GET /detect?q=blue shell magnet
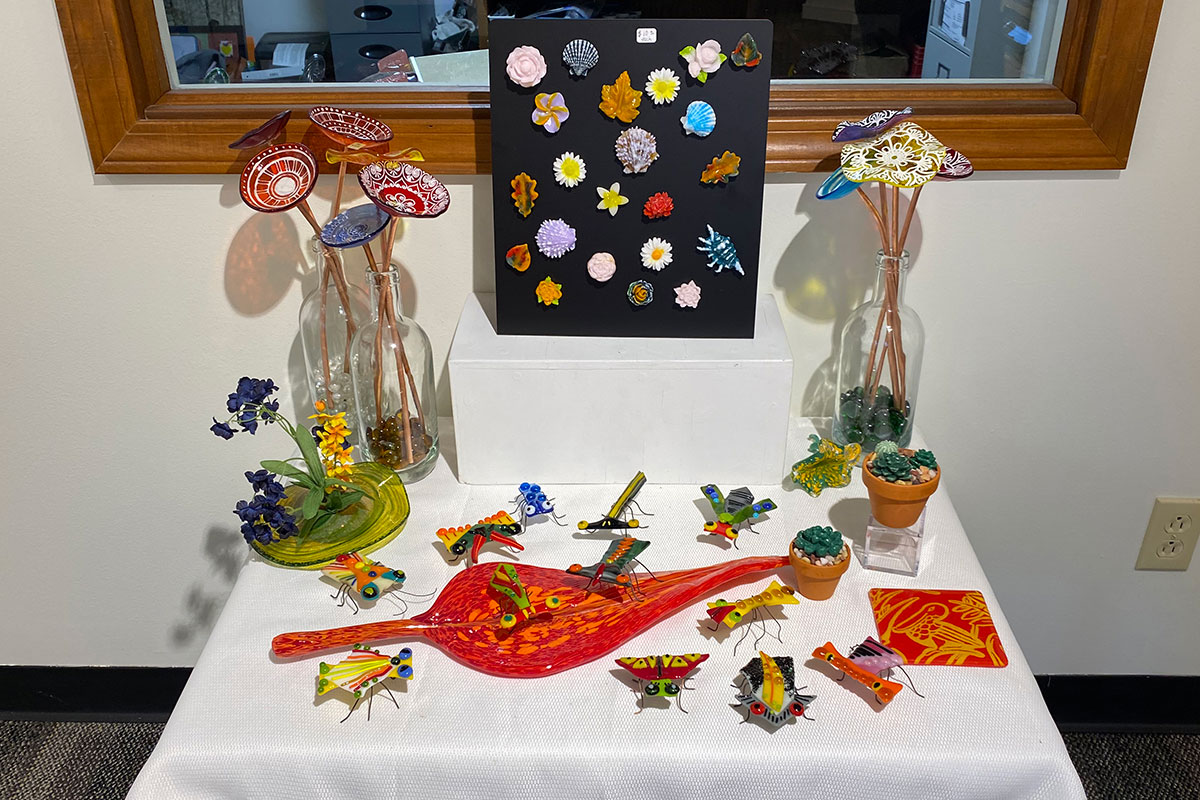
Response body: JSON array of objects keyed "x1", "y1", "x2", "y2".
[
  {"x1": 681, "y1": 101, "x2": 716, "y2": 137},
  {"x1": 697, "y1": 225, "x2": 743, "y2": 276},
  {"x1": 816, "y1": 167, "x2": 861, "y2": 201}
]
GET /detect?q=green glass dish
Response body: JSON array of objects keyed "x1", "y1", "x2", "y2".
[{"x1": 250, "y1": 461, "x2": 409, "y2": 569}]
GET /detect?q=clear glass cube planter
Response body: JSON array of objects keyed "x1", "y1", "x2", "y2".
[{"x1": 864, "y1": 508, "x2": 926, "y2": 577}]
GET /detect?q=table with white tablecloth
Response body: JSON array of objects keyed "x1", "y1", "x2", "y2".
[{"x1": 128, "y1": 420, "x2": 1085, "y2": 800}]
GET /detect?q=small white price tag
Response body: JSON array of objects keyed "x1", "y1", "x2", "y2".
[{"x1": 636, "y1": 28, "x2": 657, "y2": 44}]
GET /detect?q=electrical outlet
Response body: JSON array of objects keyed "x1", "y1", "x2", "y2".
[{"x1": 1136, "y1": 498, "x2": 1200, "y2": 571}]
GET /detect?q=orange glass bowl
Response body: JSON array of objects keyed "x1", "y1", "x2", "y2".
[
  {"x1": 308, "y1": 106, "x2": 394, "y2": 146},
  {"x1": 239, "y1": 143, "x2": 318, "y2": 213}
]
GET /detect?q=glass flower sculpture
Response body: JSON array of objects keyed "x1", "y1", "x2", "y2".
[{"x1": 791, "y1": 434, "x2": 862, "y2": 497}]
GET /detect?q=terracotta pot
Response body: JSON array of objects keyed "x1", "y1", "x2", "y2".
[
  {"x1": 861, "y1": 454, "x2": 940, "y2": 529},
  {"x1": 788, "y1": 544, "x2": 851, "y2": 601}
]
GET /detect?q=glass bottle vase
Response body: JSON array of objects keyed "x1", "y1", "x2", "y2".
[
  {"x1": 832, "y1": 251, "x2": 925, "y2": 451},
  {"x1": 298, "y1": 243, "x2": 370, "y2": 417},
  {"x1": 349, "y1": 266, "x2": 439, "y2": 482}
]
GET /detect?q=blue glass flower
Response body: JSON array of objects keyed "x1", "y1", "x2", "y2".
[
  {"x1": 816, "y1": 167, "x2": 861, "y2": 201},
  {"x1": 320, "y1": 204, "x2": 392, "y2": 249}
]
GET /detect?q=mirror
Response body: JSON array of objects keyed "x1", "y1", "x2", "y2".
[{"x1": 158, "y1": 0, "x2": 1067, "y2": 87}]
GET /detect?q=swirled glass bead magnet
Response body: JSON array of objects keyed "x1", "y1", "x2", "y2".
[
  {"x1": 816, "y1": 167, "x2": 861, "y2": 201},
  {"x1": 239, "y1": 143, "x2": 318, "y2": 212},
  {"x1": 812, "y1": 641, "x2": 905, "y2": 706},
  {"x1": 673, "y1": 280, "x2": 701, "y2": 309},
  {"x1": 599, "y1": 70, "x2": 642, "y2": 123},
  {"x1": 681, "y1": 100, "x2": 716, "y2": 137},
  {"x1": 627, "y1": 280, "x2": 654, "y2": 307},
  {"x1": 697, "y1": 225, "x2": 743, "y2": 275},
  {"x1": 680, "y1": 39, "x2": 726, "y2": 83},
  {"x1": 553, "y1": 152, "x2": 586, "y2": 187},
  {"x1": 937, "y1": 148, "x2": 974, "y2": 179},
  {"x1": 320, "y1": 204, "x2": 391, "y2": 249},
  {"x1": 644, "y1": 68, "x2": 680, "y2": 104},
  {"x1": 317, "y1": 644, "x2": 413, "y2": 721},
  {"x1": 513, "y1": 482, "x2": 566, "y2": 526},
  {"x1": 578, "y1": 472, "x2": 648, "y2": 532},
  {"x1": 562, "y1": 38, "x2": 598, "y2": 77},
  {"x1": 615, "y1": 654, "x2": 708, "y2": 712},
  {"x1": 642, "y1": 191, "x2": 673, "y2": 219},
  {"x1": 535, "y1": 218, "x2": 575, "y2": 257},
  {"x1": 596, "y1": 182, "x2": 629, "y2": 216},
  {"x1": 640, "y1": 237, "x2": 672, "y2": 271},
  {"x1": 510, "y1": 172, "x2": 538, "y2": 217},
  {"x1": 228, "y1": 109, "x2": 290, "y2": 150},
  {"x1": 701, "y1": 150, "x2": 741, "y2": 184},
  {"x1": 436, "y1": 511, "x2": 524, "y2": 565},
  {"x1": 587, "y1": 252, "x2": 616, "y2": 282},
  {"x1": 506, "y1": 45, "x2": 546, "y2": 87},
  {"x1": 357, "y1": 161, "x2": 451, "y2": 217},
  {"x1": 490, "y1": 563, "x2": 563, "y2": 629},
  {"x1": 733, "y1": 653, "x2": 816, "y2": 728},
  {"x1": 274, "y1": 555, "x2": 788, "y2": 675},
  {"x1": 535, "y1": 276, "x2": 563, "y2": 306},
  {"x1": 614, "y1": 127, "x2": 658, "y2": 174},
  {"x1": 566, "y1": 536, "x2": 653, "y2": 599},
  {"x1": 505, "y1": 243, "x2": 531, "y2": 272},
  {"x1": 832, "y1": 106, "x2": 913, "y2": 143},
  {"x1": 700, "y1": 485, "x2": 776, "y2": 545},
  {"x1": 791, "y1": 434, "x2": 862, "y2": 496},
  {"x1": 841, "y1": 121, "x2": 947, "y2": 189},
  {"x1": 309, "y1": 106, "x2": 394, "y2": 146},
  {"x1": 730, "y1": 33, "x2": 762, "y2": 68},
  {"x1": 532, "y1": 92, "x2": 569, "y2": 133}
]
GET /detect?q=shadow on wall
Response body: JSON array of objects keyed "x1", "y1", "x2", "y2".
[
  {"x1": 170, "y1": 526, "x2": 247, "y2": 649},
  {"x1": 771, "y1": 181, "x2": 923, "y2": 416}
]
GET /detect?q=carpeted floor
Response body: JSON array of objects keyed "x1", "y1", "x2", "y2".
[{"x1": 0, "y1": 721, "x2": 1196, "y2": 799}]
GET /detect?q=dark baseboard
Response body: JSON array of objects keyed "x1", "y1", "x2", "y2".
[
  {"x1": 1038, "y1": 675, "x2": 1200, "y2": 733},
  {"x1": 1, "y1": 667, "x2": 1197, "y2": 730},
  {"x1": 0, "y1": 667, "x2": 192, "y2": 722}
]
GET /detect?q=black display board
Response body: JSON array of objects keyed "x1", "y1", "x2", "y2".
[{"x1": 489, "y1": 19, "x2": 773, "y2": 338}]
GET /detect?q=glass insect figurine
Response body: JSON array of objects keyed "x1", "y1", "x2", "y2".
[
  {"x1": 489, "y1": 563, "x2": 564, "y2": 629},
  {"x1": 513, "y1": 482, "x2": 566, "y2": 527},
  {"x1": 436, "y1": 512, "x2": 524, "y2": 565},
  {"x1": 700, "y1": 485, "x2": 776, "y2": 546},
  {"x1": 316, "y1": 644, "x2": 414, "y2": 722},
  {"x1": 614, "y1": 654, "x2": 709, "y2": 712},
  {"x1": 579, "y1": 472, "x2": 650, "y2": 533},
  {"x1": 566, "y1": 536, "x2": 656, "y2": 600},
  {"x1": 733, "y1": 652, "x2": 816, "y2": 728}
]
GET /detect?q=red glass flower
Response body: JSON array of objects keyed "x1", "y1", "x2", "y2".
[
  {"x1": 643, "y1": 191, "x2": 674, "y2": 219},
  {"x1": 358, "y1": 161, "x2": 451, "y2": 218},
  {"x1": 228, "y1": 110, "x2": 291, "y2": 150},
  {"x1": 238, "y1": 143, "x2": 318, "y2": 213},
  {"x1": 308, "y1": 106, "x2": 393, "y2": 146}
]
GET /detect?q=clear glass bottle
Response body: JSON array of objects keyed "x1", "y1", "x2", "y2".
[
  {"x1": 832, "y1": 251, "x2": 925, "y2": 450},
  {"x1": 298, "y1": 243, "x2": 369, "y2": 417},
  {"x1": 349, "y1": 266, "x2": 438, "y2": 482}
]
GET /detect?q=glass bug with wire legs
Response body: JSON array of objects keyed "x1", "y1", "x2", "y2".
[
  {"x1": 566, "y1": 536, "x2": 660, "y2": 601},
  {"x1": 615, "y1": 654, "x2": 709, "y2": 713},
  {"x1": 512, "y1": 482, "x2": 567, "y2": 527},
  {"x1": 437, "y1": 511, "x2": 524, "y2": 565},
  {"x1": 320, "y1": 552, "x2": 434, "y2": 615},
  {"x1": 578, "y1": 471, "x2": 652, "y2": 533},
  {"x1": 317, "y1": 643, "x2": 413, "y2": 722},
  {"x1": 732, "y1": 652, "x2": 816, "y2": 728},
  {"x1": 488, "y1": 563, "x2": 564, "y2": 629},
  {"x1": 812, "y1": 637, "x2": 923, "y2": 706},
  {"x1": 706, "y1": 580, "x2": 799, "y2": 654},
  {"x1": 700, "y1": 485, "x2": 776, "y2": 546}
]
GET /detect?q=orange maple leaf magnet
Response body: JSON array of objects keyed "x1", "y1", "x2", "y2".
[
  {"x1": 599, "y1": 71, "x2": 642, "y2": 123},
  {"x1": 700, "y1": 151, "x2": 741, "y2": 184}
]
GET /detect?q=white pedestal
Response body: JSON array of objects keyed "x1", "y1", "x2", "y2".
[{"x1": 448, "y1": 293, "x2": 794, "y2": 484}]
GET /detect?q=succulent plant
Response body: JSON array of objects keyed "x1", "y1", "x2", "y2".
[
  {"x1": 874, "y1": 441, "x2": 899, "y2": 455},
  {"x1": 912, "y1": 449, "x2": 938, "y2": 470},
  {"x1": 793, "y1": 525, "x2": 844, "y2": 559},
  {"x1": 870, "y1": 450, "x2": 914, "y2": 483}
]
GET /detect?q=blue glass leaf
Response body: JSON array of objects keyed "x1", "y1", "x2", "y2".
[
  {"x1": 816, "y1": 168, "x2": 860, "y2": 201},
  {"x1": 320, "y1": 204, "x2": 392, "y2": 248}
]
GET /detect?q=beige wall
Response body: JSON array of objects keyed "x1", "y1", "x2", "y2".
[{"x1": 2, "y1": 1, "x2": 1197, "y2": 672}]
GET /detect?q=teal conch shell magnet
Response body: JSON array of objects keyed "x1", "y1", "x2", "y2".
[{"x1": 791, "y1": 435, "x2": 862, "y2": 497}]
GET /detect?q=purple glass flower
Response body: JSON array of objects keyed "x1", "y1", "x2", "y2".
[{"x1": 832, "y1": 107, "x2": 914, "y2": 143}]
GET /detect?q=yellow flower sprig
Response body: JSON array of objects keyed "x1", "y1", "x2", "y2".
[{"x1": 309, "y1": 401, "x2": 355, "y2": 486}]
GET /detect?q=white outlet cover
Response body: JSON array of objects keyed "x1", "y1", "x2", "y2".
[{"x1": 1136, "y1": 497, "x2": 1200, "y2": 571}]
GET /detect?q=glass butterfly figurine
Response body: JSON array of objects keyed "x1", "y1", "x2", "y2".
[
  {"x1": 578, "y1": 472, "x2": 651, "y2": 533},
  {"x1": 566, "y1": 536, "x2": 659, "y2": 601},
  {"x1": 512, "y1": 482, "x2": 566, "y2": 527},
  {"x1": 812, "y1": 637, "x2": 922, "y2": 706},
  {"x1": 705, "y1": 580, "x2": 799, "y2": 654},
  {"x1": 317, "y1": 643, "x2": 413, "y2": 722},
  {"x1": 700, "y1": 484, "x2": 776, "y2": 546},
  {"x1": 733, "y1": 652, "x2": 816, "y2": 728},
  {"x1": 614, "y1": 653, "x2": 709, "y2": 713},
  {"x1": 489, "y1": 563, "x2": 564, "y2": 629},
  {"x1": 436, "y1": 511, "x2": 524, "y2": 565}
]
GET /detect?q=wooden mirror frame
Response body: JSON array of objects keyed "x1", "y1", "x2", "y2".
[{"x1": 57, "y1": 0, "x2": 1162, "y2": 174}]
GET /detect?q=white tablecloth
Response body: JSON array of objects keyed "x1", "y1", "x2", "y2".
[{"x1": 129, "y1": 420, "x2": 1084, "y2": 800}]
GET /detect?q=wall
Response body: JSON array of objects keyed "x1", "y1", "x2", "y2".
[{"x1": 1, "y1": 1, "x2": 1197, "y2": 673}]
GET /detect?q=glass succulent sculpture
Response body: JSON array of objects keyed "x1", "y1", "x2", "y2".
[
  {"x1": 912, "y1": 449, "x2": 938, "y2": 470},
  {"x1": 793, "y1": 526, "x2": 844, "y2": 559},
  {"x1": 870, "y1": 451, "x2": 914, "y2": 483}
]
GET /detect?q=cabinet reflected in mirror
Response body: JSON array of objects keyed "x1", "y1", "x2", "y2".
[{"x1": 158, "y1": 0, "x2": 1067, "y2": 87}]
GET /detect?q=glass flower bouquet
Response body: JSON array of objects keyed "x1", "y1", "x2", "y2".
[{"x1": 211, "y1": 377, "x2": 409, "y2": 569}]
